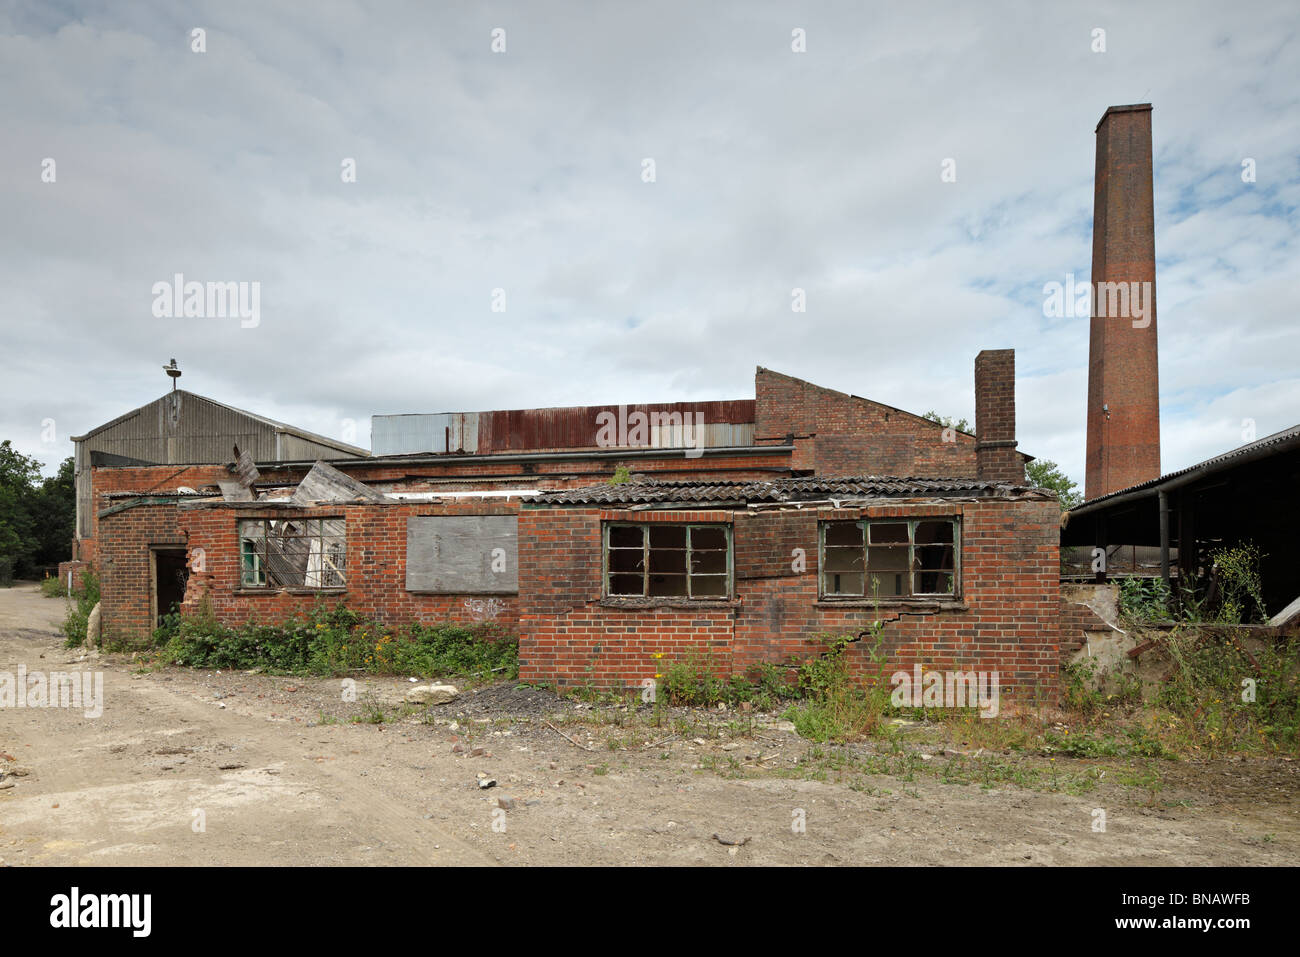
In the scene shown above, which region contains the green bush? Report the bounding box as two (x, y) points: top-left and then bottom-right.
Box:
(660, 650), (730, 705)
(61, 568), (100, 648)
(1154, 628), (1298, 750)
(654, 628), (896, 741)
(1119, 543), (1267, 626)
(658, 651), (796, 709)
(1061, 657), (1105, 714)
(1119, 577), (1173, 622)
(0, 446), (75, 579)
(1041, 726), (1177, 760)
(783, 631), (893, 742)
(155, 599), (518, 681)
(39, 576), (65, 598)
(1211, 542), (1267, 624)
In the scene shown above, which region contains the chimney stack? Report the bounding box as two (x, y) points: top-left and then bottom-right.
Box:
(975, 349), (1021, 483)
(1085, 104), (1161, 500)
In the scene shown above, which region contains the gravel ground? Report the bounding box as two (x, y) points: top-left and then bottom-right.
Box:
(2, 582), (1296, 866)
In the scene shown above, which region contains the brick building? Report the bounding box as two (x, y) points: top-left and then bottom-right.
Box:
(517, 477), (1060, 699)
(69, 389), (367, 566)
(77, 354), (1061, 701)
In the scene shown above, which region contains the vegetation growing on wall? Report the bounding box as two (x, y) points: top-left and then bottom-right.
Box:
(920, 410), (971, 434)
(152, 598), (518, 681)
(1025, 459), (1083, 509)
(1109, 544), (1297, 750)
(61, 568), (100, 648)
(656, 624), (898, 741)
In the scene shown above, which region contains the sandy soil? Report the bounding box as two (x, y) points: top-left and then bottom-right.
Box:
(1, 582), (1296, 866)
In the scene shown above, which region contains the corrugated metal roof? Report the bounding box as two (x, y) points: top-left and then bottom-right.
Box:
(530, 475), (1046, 507)
(1076, 422), (1300, 510)
(71, 390), (369, 458)
(372, 400), (755, 455)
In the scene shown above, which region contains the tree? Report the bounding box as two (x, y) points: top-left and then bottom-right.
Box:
(1025, 459), (1082, 510)
(921, 410), (972, 434)
(35, 457), (76, 567)
(0, 442), (74, 581)
(0, 441), (40, 581)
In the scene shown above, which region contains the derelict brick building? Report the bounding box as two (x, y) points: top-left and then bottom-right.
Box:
(517, 476), (1060, 699)
(71, 354), (1063, 701)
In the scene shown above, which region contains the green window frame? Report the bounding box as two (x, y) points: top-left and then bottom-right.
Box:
(603, 523), (732, 599)
(239, 518), (347, 589)
(819, 518), (959, 599)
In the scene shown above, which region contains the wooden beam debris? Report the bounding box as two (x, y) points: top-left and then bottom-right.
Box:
(232, 445), (260, 487)
(218, 480), (254, 502)
(291, 460), (386, 505)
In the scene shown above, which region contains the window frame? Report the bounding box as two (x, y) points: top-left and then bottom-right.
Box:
(818, 517), (960, 600)
(602, 522), (733, 600)
(238, 517), (348, 591)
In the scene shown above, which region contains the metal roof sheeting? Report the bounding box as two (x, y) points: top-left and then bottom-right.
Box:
(71, 390), (369, 460)
(372, 401), (755, 455)
(1074, 422), (1300, 512)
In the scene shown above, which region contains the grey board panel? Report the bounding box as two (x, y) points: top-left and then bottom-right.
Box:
(405, 516), (518, 593)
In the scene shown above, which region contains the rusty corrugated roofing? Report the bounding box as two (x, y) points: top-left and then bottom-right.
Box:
(372, 400), (756, 455)
(529, 475), (1047, 506)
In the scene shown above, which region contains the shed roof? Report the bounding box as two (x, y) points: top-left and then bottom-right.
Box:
(1073, 422), (1300, 513)
(530, 475), (1049, 507)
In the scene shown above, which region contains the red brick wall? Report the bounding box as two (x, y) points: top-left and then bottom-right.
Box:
(81, 464), (235, 568)
(516, 508), (736, 687)
(176, 500), (522, 636)
(79, 452), (795, 580)
(1059, 600), (1112, 656)
(96, 498), (532, 644)
(55, 560), (91, 592)
(518, 498), (1061, 702)
(98, 502), (188, 645)
(1085, 104), (1161, 499)
(754, 367), (979, 477)
(974, 349), (1023, 483)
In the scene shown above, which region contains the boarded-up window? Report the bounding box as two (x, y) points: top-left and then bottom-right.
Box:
(820, 518), (959, 598)
(406, 516), (518, 594)
(239, 518), (346, 589)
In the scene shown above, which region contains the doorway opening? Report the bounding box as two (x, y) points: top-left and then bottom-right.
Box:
(153, 548), (190, 628)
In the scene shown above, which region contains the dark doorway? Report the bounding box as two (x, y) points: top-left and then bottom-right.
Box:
(153, 549), (190, 627)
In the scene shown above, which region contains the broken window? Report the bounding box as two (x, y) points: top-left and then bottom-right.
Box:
(604, 523), (731, 599)
(239, 518), (346, 589)
(820, 519), (958, 598)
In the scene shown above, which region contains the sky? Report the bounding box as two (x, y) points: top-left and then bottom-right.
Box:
(1, 0), (1296, 489)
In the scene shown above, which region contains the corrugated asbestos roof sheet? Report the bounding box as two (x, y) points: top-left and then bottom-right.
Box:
(531, 475), (1046, 506)
(1076, 422), (1300, 509)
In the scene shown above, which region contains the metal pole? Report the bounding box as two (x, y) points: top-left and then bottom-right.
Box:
(1158, 490), (1171, 591)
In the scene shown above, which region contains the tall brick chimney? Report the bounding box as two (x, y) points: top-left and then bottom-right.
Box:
(1085, 103), (1161, 500)
(975, 349), (1021, 484)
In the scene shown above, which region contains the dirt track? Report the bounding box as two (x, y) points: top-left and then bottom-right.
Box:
(1, 583), (1296, 866)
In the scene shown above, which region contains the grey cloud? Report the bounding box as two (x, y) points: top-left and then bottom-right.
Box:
(1, 0), (1296, 490)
